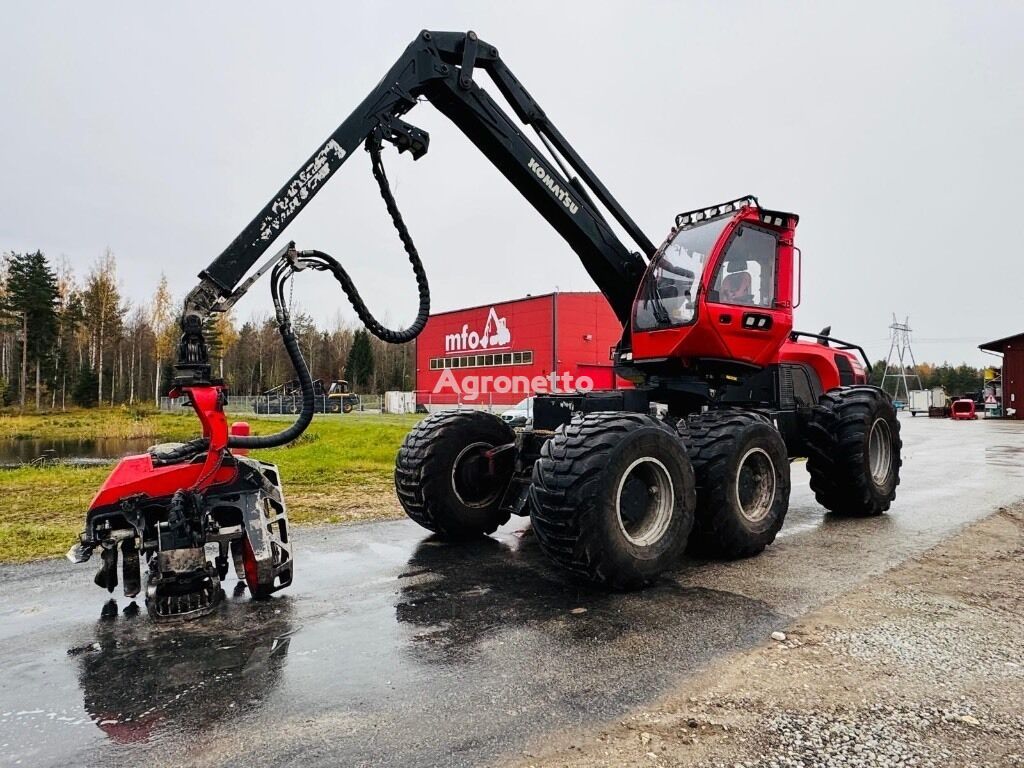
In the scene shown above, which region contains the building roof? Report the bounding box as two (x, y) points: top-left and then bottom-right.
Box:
(979, 332), (1024, 353)
(427, 291), (603, 319)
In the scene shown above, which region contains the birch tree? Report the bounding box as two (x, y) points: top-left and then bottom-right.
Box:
(82, 250), (124, 405)
(150, 274), (176, 405)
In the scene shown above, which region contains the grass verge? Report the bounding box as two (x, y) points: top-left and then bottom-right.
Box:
(0, 411), (423, 563)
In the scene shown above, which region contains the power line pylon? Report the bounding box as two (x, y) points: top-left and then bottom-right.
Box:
(880, 314), (923, 401)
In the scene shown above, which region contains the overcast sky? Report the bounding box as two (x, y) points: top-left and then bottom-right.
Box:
(2, 1), (1020, 366)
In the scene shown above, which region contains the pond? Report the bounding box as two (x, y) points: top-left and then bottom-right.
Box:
(0, 437), (155, 467)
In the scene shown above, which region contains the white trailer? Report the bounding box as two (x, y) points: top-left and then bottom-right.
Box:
(909, 389), (931, 416)
(909, 387), (950, 416)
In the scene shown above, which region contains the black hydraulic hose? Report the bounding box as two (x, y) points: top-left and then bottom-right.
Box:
(226, 261), (315, 450)
(151, 435), (210, 465)
(302, 247), (429, 344)
(152, 265), (315, 461)
(226, 320), (314, 450)
(296, 137), (429, 344)
(153, 138), (429, 463)
(231, 140), (430, 447)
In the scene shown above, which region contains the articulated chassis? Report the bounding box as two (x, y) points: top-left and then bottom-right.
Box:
(499, 331), (876, 520)
(397, 337), (899, 591)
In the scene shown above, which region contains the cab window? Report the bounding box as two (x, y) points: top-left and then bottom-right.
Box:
(633, 215), (732, 330)
(709, 226), (778, 308)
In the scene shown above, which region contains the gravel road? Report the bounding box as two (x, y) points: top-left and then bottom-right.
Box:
(512, 504), (1024, 767)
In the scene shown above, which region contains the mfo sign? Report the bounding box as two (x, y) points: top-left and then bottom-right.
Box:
(444, 307), (512, 354)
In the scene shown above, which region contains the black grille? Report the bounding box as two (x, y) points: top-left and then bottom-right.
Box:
(834, 354), (855, 386)
(779, 365), (796, 409)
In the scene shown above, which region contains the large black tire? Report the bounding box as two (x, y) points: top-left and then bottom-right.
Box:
(679, 410), (790, 559)
(529, 412), (695, 590)
(806, 386), (902, 516)
(395, 410), (516, 539)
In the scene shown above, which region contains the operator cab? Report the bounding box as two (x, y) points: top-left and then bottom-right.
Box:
(630, 196), (798, 373)
(327, 380), (352, 396)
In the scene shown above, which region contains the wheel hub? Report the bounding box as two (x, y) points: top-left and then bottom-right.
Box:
(451, 442), (503, 508)
(616, 457), (674, 547)
(868, 418), (893, 486)
(735, 447), (776, 523)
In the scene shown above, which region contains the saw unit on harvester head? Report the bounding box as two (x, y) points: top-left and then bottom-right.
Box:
(69, 30), (902, 620)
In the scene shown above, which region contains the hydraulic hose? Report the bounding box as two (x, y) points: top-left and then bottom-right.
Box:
(229, 135), (432, 450)
(226, 320), (314, 450)
(296, 136), (430, 344)
(153, 135), (429, 462)
(226, 260), (315, 450)
(153, 264), (315, 461)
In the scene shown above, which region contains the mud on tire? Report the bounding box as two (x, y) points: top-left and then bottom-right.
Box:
(529, 412), (695, 590)
(395, 410), (515, 538)
(679, 409), (790, 559)
(806, 385), (902, 516)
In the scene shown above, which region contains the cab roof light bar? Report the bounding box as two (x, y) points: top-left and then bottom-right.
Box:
(675, 195), (759, 228)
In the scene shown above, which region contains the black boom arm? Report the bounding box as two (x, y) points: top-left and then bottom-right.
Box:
(185, 30), (651, 344)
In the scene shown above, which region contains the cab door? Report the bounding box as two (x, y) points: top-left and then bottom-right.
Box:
(702, 223), (792, 366)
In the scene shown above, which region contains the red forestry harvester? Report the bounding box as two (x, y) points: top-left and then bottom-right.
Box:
(69, 31), (901, 619)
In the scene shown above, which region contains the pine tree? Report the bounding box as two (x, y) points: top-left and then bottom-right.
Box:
(72, 363), (99, 407)
(3, 251), (60, 409)
(53, 258), (84, 410)
(344, 329), (375, 391)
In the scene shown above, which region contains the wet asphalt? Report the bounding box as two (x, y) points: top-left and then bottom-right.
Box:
(1, 415), (1023, 768)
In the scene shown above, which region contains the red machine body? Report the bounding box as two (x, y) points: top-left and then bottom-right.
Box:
(89, 386), (235, 512)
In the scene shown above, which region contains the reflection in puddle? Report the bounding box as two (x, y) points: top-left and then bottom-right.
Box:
(70, 595), (293, 744)
(393, 533), (780, 663)
(986, 443), (1024, 473)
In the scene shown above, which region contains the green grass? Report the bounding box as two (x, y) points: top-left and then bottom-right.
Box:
(0, 411), (424, 563)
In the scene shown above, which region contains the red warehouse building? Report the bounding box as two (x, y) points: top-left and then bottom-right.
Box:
(415, 292), (625, 409)
(980, 332), (1024, 418)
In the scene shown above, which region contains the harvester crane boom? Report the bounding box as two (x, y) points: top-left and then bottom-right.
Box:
(186, 30), (651, 336)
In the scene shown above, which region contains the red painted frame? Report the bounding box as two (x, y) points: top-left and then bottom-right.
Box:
(89, 385), (237, 512)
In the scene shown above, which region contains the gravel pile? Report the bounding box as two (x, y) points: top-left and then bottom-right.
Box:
(826, 589), (1023, 686)
(512, 508), (1024, 768)
(828, 618), (1021, 683)
(714, 701), (1024, 768)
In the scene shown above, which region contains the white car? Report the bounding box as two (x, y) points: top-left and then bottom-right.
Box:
(501, 397), (534, 428)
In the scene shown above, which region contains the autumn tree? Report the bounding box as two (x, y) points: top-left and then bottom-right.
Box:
(150, 273), (177, 404)
(209, 309), (239, 380)
(81, 250), (125, 405)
